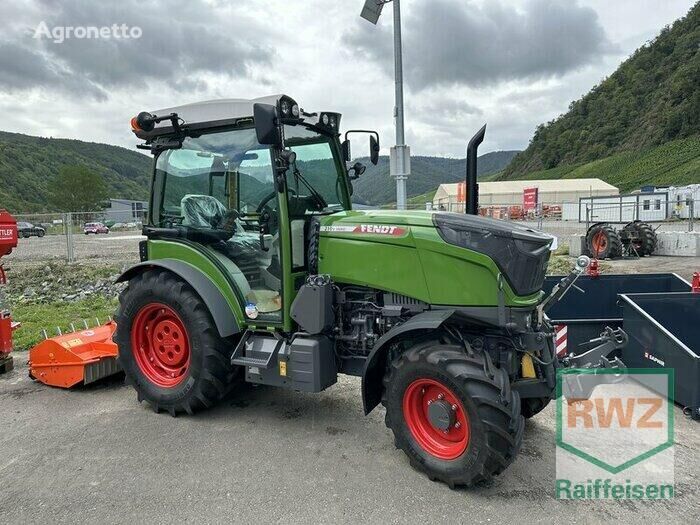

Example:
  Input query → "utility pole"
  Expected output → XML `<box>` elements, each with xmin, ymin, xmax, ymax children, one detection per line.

<box><xmin>361</xmin><ymin>0</ymin><xmax>411</xmax><ymax>209</ymax></box>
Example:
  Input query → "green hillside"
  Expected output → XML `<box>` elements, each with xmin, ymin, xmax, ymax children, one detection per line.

<box><xmin>352</xmin><ymin>150</ymin><xmax>519</xmax><ymax>205</ymax></box>
<box><xmin>0</xmin><ymin>131</ymin><xmax>151</xmax><ymax>213</ymax></box>
<box><xmin>496</xmin><ymin>136</ymin><xmax>700</xmax><ymax>192</ymax></box>
<box><xmin>0</xmin><ymin>128</ymin><xmax>517</xmax><ymax>212</ymax></box>
<box><xmin>503</xmin><ymin>2</ymin><xmax>700</xmax><ymax>182</ymax></box>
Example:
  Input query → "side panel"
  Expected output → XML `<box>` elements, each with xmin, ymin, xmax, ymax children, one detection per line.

<box><xmin>318</xmin><ymin>236</ymin><xmax>431</xmax><ymax>302</ymax></box>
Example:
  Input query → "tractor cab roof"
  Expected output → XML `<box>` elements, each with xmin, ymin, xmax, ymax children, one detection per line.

<box><xmin>132</xmin><ymin>94</ymin><xmax>341</xmax><ymax>140</ymax></box>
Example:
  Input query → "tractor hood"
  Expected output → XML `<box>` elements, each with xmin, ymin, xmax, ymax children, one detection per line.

<box><xmin>318</xmin><ymin>209</ymin><xmax>553</xmax><ymax>300</ymax></box>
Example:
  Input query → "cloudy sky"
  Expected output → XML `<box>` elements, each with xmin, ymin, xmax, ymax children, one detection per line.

<box><xmin>0</xmin><ymin>0</ymin><xmax>695</xmax><ymax>157</ymax></box>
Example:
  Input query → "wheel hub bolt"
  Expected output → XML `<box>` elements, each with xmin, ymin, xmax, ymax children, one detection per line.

<box><xmin>427</xmin><ymin>399</ymin><xmax>433</xmax><ymax>405</ymax></box>
<box><xmin>451</xmin><ymin>404</ymin><xmax>457</xmax><ymax>411</ymax></box>
<box><xmin>455</xmin><ymin>421</ymin><xmax>461</xmax><ymax>429</ymax></box>
<box><xmin>437</xmin><ymin>393</ymin><xmax>444</xmax><ymax>400</ymax></box>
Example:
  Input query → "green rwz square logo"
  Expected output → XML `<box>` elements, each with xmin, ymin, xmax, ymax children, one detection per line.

<box><xmin>555</xmin><ymin>368</ymin><xmax>674</xmax><ymax>500</ymax></box>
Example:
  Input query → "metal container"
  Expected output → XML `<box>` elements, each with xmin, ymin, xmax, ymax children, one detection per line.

<box><xmin>620</xmin><ymin>292</ymin><xmax>700</xmax><ymax>416</ymax></box>
<box><xmin>543</xmin><ymin>274</ymin><xmax>690</xmax><ymax>350</ymax></box>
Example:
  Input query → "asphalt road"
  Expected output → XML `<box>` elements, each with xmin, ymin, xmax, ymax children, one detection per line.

<box><xmin>1</xmin><ymin>359</ymin><xmax>698</xmax><ymax>524</ymax></box>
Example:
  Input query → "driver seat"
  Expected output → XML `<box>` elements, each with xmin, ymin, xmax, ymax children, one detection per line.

<box><xmin>181</xmin><ymin>194</ymin><xmax>228</xmax><ymax>229</ymax></box>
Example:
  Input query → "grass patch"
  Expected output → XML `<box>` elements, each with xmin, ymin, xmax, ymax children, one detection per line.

<box><xmin>11</xmin><ymin>296</ymin><xmax>118</xmax><ymax>352</ymax></box>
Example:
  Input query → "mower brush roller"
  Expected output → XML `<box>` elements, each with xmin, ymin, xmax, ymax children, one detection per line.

<box><xmin>114</xmin><ymin>94</ymin><xmax>628</xmax><ymax>488</ymax></box>
<box><xmin>29</xmin><ymin>321</ymin><xmax>120</xmax><ymax>388</ymax></box>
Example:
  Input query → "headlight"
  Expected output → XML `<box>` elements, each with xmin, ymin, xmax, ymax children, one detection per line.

<box><xmin>277</xmin><ymin>95</ymin><xmax>301</xmax><ymax>121</ymax></box>
<box><xmin>318</xmin><ymin>112</ymin><xmax>342</xmax><ymax>131</ymax></box>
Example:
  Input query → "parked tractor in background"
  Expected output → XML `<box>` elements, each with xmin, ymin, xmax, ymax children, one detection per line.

<box><xmin>115</xmin><ymin>95</ymin><xmax>624</xmax><ymax>488</ymax></box>
<box><xmin>586</xmin><ymin>220</ymin><xmax>657</xmax><ymax>259</ymax></box>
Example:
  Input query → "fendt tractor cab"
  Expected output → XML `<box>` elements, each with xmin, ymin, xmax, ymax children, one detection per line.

<box><xmin>117</xmin><ymin>95</ymin><xmax>622</xmax><ymax>487</ymax></box>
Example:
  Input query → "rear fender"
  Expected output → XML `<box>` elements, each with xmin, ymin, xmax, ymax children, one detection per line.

<box><xmin>116</xmin><ymin>259</ymin><xmax>240</xmax><ymax>338</ymax></box>
<box><xmin>361</xmin><ymin>309</ymin><xmax>454</xmax><ymax>414</ymax></box>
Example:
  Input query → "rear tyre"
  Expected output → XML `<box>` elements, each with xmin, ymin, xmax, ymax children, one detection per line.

<box><xmin>37</xmin><ymin>230</ymin><xmax>45</xmax><ymax>238</ymax></box>
<box><xmin>586</xmin><ymin>224</ymin><xmax>622</xmax><ymax>259</ymax></box>
<box><xmin>115</xmin><ymin>269</ymin><xmax>239</xmax><ymax>415</ymax></box>
<box><xmin>631</xmin><ymin>221</ymin><xmax>657</xmax><ymax>256</ymax></box>
<box><xmin>383</xmin><ymin>343</ymin><xmax>524</xmax><ymax>488</ymax></box>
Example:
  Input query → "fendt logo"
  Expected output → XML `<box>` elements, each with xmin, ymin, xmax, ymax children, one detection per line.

<box><xmin>556</xmin><ymin>369</ymin><xmax>674</xmax><ymax>500</ymax></box>
<box><xmin>356</xmin><ymin>224</ymin><xmax>405</xmax><ymax>235</ymax></box>
<box><xmin>319</xmin><ymin>224</ymin><xmax>407</xmax><ymax>236</ymax></box>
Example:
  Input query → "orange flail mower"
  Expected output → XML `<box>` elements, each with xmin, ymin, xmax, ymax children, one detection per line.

<box><xmin>29</xmin><ymin>321</ymin><xmax>121</xmax><ymax>388</ymax></box>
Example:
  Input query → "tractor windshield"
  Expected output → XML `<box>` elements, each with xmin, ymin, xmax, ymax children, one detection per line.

<box><xmin>284</xmin><ymin>125</ymin><xmax>348</xmax><ymax>212</ymax></box>
<box><xmin>154</xmin><ymin>127</ymin><xmax>275</xmax><ymax>225</ymax></box>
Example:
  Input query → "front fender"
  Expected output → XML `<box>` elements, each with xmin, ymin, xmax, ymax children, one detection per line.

<box><xmin>116</xmin><ymin>259</ymin><xmax>240</xmax><ymax>338</ymax></box>
<box><xmin>361</xmin><ymin>309</ymin><xmax>454</xmax><ymax>415</ymax></box>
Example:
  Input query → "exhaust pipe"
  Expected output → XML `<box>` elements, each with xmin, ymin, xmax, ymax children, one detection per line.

<box><xmin>466</xmin><ymin>124</ymin><xmax>486</xmax><ymax>215</ymax></box>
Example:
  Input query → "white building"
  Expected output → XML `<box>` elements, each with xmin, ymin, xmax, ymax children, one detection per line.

<box><xmin>565</xmin><ymin>192</ymin><xmax>669</xmax><ymax>223</ymax></box>
<box><xmin>665</xmin><ymin>184</ymin><xmax>700</xmax><ymax>219</ymax></box>
<box><xmin>433</xmin><ymin>178</ymin><xmax>619</xmax><ymax>211</ymax></box>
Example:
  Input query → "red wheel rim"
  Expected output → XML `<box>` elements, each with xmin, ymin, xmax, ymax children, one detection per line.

<box><xmin>131</xmin><ymin>303</ymin><xmax>191</xmax><ymax>388</ymax></box>
<box><xmin>591</xmin><ymin>231</ymin><xmax>607</xmax><ymax>256</ymax></box>
<box><xmin>402</xmin><ymin>378</ymin><xmax>470</xmax><ymax>460</ymax></box>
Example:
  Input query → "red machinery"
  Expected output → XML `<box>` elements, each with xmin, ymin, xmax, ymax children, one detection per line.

<box><xmin>29</xmin><ymin>321</ymin><xmax>119</xmax><ymax>388</ymax></box>
<box><xmin>0</xmin><ymin>210</ymin><xmax>19</xmax><ymax>373</ymax></box>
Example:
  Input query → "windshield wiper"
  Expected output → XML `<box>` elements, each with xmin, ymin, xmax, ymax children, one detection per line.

<box><xmin>292</xmin><ymin>164</ymin><xmax>327</xmax><ymax>210</ymax></box>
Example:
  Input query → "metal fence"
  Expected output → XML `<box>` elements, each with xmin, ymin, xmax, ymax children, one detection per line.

<box><xmin>9</xmin><ymin>210</ymin><xmax>146</xmax><ymax>265</ymax></box>
<box><xmin>7</xmin><ymin>198</ymin><xmax>697</xmax><ymax>265</ymax></box>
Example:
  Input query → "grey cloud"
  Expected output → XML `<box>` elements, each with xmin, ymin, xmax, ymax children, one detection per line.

<box><xmin>343</xmin><ymin>0</ymin><xmax>616</xmax><ymax>90</ymax></box>
<box><xmin>0</xmin><ymin>0</ymin><xmax>275</xmax><ymax>99</ymax></box>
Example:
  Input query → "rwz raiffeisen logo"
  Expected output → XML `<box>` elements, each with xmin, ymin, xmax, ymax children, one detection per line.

<box><xmin>556</xmin><ymin>369</ymin><xmax>674</xmax><ymax>500</ymax></box>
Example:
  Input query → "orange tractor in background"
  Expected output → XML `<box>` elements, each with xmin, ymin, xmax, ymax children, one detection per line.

<box><xmin>0</xmin><ymin>210</ymin><xmax>19</xmax><ymax>373</ymax></box>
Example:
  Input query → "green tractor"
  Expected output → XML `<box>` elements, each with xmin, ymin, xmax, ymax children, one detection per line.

<box><xmin>116</xmin><ymin>95</ymin><xmax>614</xmax><ymax>487</ymax></box>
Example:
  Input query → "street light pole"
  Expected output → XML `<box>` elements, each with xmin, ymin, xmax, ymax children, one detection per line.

<box><xmin>391</xmin><ymin>0</ymin><xmax>409</xmax><ymax>209</ymax></box>
<box><xmin>361</xmin><ymin>0</ymin><xmax>410</xmax><ymax>210</ymax></box>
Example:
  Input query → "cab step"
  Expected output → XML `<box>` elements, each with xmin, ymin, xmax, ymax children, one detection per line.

<box><xmin>230</xmin><ymin>330</ymin><xmax>283</xmax><ymax>369</ymax></box>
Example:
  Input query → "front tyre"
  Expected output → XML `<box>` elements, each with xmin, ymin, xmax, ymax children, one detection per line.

<box><xmin>383</xmin><ymin>343</ymin><xmax>524</xmax><ymax>488</ymax></box>
<box><xmin>114</xmin><ymin>269</ymin><xmax>239</xmax><ymax>416</ymax></box>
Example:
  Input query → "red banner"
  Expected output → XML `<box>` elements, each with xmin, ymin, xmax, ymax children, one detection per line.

<box><xmin>523</xmin><ymin>187</ymin><xmax>538</xmax><ymax>211</ymax></box>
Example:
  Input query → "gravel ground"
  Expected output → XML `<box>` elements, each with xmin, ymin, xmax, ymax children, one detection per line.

<box><xmin>1</xmin><ymin>361</ymin><xmax>698</xmax><ymax>524</ymax></box>
<box><xmin>6</xmin><ymin>231</ymin><xmax>143</xmax><ymax>264</ymax></box>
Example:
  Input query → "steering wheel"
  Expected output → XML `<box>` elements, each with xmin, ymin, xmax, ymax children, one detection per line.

<box><xmin>256</xmin><ymin>188</ymin><xmax>298</xmax><ymax>214</ymax></box>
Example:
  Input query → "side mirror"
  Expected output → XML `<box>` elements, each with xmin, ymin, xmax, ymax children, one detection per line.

<box><xmin>370</xmin><ymin>135</ymin><xmax>380</xmax><ymax>165</ymax></box>
<box><xmin>253</xmin><ymin>103</ymin><xmax>282</xmax><ymax>146</ymax></box>
<box><xmin>341</xmin><ymin>139</ymin><xmax>351</xmax><ymax>162</ymax></box>
<box><xmin>343</xmin><ymin>130</ymin><xmax>380</xmax><ymax>165</ymax></box>
<box><xmin>349</xmin><ymin>162</ymin><xmax>366</xmax><ymax>180</ymax></box>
